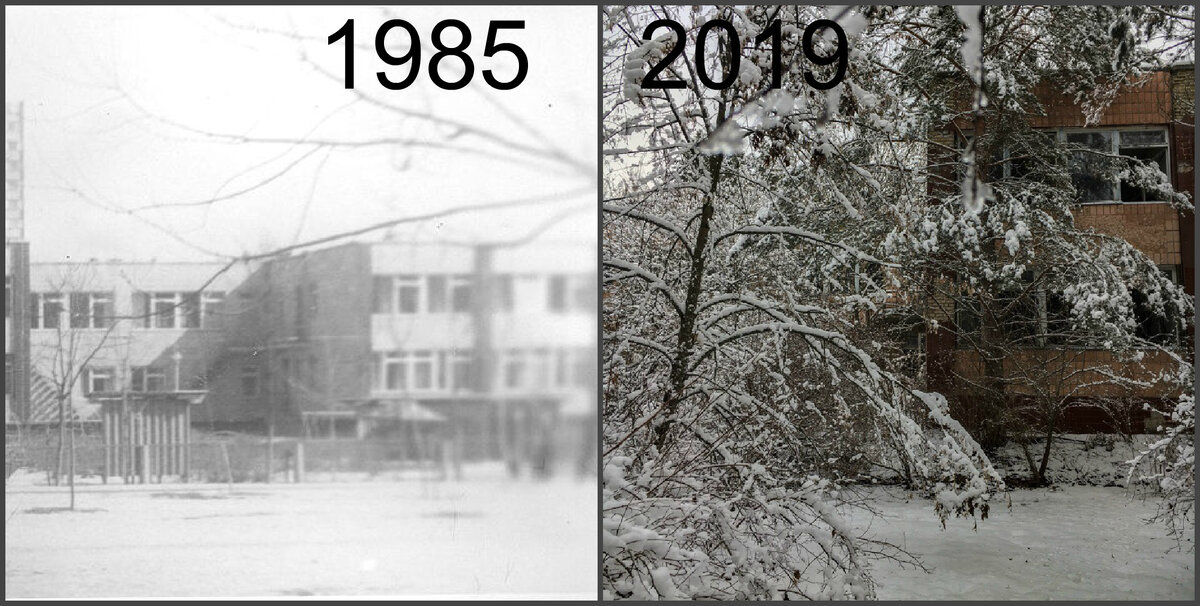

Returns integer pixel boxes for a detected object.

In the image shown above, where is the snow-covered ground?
[847,486,1194,600]
[8,452,1194,600]
[987,434,1159,487]
[5,464,596,599]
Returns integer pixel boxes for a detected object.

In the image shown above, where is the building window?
[241,365,260,396]
[372,276,392,313]
[182,292,202,328]
[145,292,179,328]
[427,275,447,312]
[131,366,167,392]
[31,292,64,329]
[450,276,473,313]
[382,352,408,391]
[494,275,514,312]
[396,276,420,314]
[69,292,114,329]
[378,350,436,393]
[5,276,11,319]
[954,298,981,347]
[502,349,528,390]
[1065,128,1169,203]
[372,275,421,314]
[449,352,475,391]
[412,350,434,390]
[85,367,115,395]
[202,292,225,327]
[548,276,568,313]
[373,275,475,315]
[1131,264,1183,346]
[1118,130,1169,202]
[530,348,552,388]
[136,291,221,329]
[571,275,595,311]
[1066,131,1116,202]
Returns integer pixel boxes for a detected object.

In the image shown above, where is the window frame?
[957,127,1172,204]
[85,366,116,395]
[1060,126,1171,205]
[31,292,65,330]
[131,366,168,392]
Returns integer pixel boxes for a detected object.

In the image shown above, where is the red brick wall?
[1028,72,1172,128]
[1075,203,1181,265]
[924,66,1194,432]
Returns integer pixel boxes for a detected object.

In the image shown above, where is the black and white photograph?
[5,5,597,599]
[601,4,1194,600]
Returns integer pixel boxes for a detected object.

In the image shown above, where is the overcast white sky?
[5,6,597,265]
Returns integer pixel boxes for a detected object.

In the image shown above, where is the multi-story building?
[10,238,597,470]
[20,261,251,427]
[222,240,597,461]
[6,102,32,425]
[921,63,1194,432]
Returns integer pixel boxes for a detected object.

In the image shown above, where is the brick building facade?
[923,64,1195,433]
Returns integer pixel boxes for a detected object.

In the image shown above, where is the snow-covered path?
[6,467,596,599]
[848,486,1194,600]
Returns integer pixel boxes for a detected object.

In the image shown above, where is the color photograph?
[601,4,1194,600]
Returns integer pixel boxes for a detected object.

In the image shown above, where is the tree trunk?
[54,395,67,486]
[652,156,722,452]
[1036,409,1058,483]
[69,414,76,510]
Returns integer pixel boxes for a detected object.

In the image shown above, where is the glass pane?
[452,357,473,391]
[548,276,567,312]
[44,300,62,329]
[505,357,525,388]
[495,275,514,311]
[182,293,201,328]
[372,277,393,313]
[1066,131,1112,150]
[427,275,446,312]
[155,301,176,328]
[397,285,419,313]
[414,360,432,389]
[1119,147,1168,202]
[93,298,114,328]
[1118,130,1166,147]
[70,293,89,328]
[451,280,473,313]
[386,362,406,391]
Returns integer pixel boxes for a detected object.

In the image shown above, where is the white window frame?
[448,351,474,392]
[377,350,443,394]
[86,366,115,395]
[131,366,168,392]
[150,292,181,329]
[501,349,528,391]
[1060,126,1170,205]
[449,275,473,313]
[69,292,114,329]
[31,292,65,330]
[202,291,225,327]
[395,275,421,314]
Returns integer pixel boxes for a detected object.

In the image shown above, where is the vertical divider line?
[595,4,605,602]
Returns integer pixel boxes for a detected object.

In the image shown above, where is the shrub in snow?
[1128,391,1195,551]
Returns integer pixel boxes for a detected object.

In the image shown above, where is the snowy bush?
[1128,391,1195,550]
